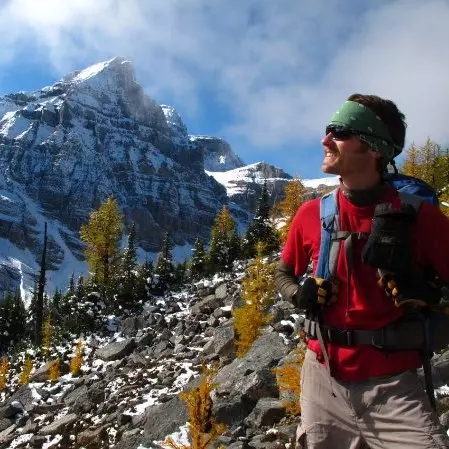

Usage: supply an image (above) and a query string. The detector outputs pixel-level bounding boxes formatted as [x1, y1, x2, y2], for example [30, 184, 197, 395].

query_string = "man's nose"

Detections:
[322, 132, 333, 146]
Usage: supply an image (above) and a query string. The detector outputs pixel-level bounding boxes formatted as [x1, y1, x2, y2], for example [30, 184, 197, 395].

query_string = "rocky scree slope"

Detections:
[2, 262, 449, 448]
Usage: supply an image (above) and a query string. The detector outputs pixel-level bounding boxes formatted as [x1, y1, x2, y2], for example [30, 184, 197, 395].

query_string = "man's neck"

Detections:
[339, 177, 385, 206]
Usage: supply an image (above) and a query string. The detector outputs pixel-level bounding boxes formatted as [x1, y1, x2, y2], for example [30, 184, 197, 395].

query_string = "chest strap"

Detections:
[304, 318, 426, 351]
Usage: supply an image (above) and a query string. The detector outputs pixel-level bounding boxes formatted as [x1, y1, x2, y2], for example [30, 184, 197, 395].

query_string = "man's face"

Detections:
[321, 128, 381, 177]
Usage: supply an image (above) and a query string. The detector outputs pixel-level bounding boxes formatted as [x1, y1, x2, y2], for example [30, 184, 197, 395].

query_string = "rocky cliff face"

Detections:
[191, 135, 244, 172]
[0, 57, 228, 292]
[207, 162, 293, 218]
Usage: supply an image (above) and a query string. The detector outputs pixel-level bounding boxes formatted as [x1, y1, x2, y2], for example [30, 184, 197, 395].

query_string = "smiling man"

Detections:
[275, 94, 449, 448]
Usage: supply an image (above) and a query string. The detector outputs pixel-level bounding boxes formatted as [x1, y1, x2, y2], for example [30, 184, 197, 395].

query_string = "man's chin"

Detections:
[321, 163, 339, 175]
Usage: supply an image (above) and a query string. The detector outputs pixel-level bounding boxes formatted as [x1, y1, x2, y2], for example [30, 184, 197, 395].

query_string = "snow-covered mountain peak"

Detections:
[161, 104, 189, 145]
[63, 56, 135, 91]
[190, 135, 244, 171]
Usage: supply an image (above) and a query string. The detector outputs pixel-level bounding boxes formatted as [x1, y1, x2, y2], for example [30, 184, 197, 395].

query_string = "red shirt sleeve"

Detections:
[281, 199, 320, 277]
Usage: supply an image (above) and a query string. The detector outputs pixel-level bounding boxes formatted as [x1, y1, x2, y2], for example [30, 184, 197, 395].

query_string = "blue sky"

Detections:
[1, 0, 449, 179]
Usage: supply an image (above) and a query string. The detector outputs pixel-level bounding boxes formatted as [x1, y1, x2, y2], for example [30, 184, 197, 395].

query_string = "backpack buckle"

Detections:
[344, 330, 354, 346]
[371, 328, 387, 349]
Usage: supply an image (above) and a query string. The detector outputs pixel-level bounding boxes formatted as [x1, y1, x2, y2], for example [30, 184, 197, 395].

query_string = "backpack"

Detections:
[384, 172, 440, 207]
[314, 174, 445, 409]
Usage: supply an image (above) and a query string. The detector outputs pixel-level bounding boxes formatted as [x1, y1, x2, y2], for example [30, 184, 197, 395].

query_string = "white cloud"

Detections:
[0, 0, 448, 157]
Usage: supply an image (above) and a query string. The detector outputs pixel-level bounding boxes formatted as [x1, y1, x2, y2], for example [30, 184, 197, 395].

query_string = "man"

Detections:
[275, 93, 449, 449]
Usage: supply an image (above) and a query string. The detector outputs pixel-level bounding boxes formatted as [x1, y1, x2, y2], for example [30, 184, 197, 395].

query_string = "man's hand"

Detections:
[377, 271, 432, 308]
[315, 278, 339, 305]
[295, 277, 339, 311]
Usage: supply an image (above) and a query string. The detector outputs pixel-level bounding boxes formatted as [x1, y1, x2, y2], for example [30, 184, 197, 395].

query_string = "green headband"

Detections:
[328, 100, 402, 164]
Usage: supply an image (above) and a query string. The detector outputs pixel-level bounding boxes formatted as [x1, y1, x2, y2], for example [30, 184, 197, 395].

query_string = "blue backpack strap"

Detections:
[316, 189, 339, 281]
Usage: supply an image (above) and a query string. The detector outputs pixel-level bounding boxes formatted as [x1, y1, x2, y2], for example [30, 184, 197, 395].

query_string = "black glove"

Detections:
[378, 271, 441, 308]
[295, 277, 339, 312]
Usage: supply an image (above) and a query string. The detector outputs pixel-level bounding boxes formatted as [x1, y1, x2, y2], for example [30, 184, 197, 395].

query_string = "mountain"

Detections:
[190, 135, 244, 172]
[0, 56, 339, 295]
[206, 162, 293, 225]
[0, 57, 228, 294]
[207, 163, 339, 226]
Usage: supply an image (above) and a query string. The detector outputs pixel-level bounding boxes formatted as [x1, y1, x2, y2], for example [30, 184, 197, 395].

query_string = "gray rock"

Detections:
[38, 413, 78, 435]
[215, 283, 228, 300]
[0, 401, 23, 418]
[143, 395, 188, 440]
[10, 386, 36, 412]
[210, 322, 236, 361]
[191, 295, 224, 315]
[245, 398, 286, 428]
[136, 332, 154, 347]
[119, 316, 146, 336]
[77, 426, 108, 448]
[212, 332, 289, 426]
[112, 429, 145, 449]
[440, 410, 449, 428]
[0, 418, 13, 432]
[96, 339, 136, 361]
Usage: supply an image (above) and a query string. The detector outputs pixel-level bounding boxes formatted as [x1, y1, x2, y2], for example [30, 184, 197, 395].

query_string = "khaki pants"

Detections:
[297, 350, 449, 449]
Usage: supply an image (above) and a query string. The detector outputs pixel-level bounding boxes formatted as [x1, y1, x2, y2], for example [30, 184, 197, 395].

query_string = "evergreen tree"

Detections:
[116, 224, 140, 314]
[233, 242, 277, 357]
[155, 233, 175, 290]
[52, 289, 62, 312]
[275, 179, 307, 242]
[0, 291, 26, 350]
[68, 273, 75, 296]
[229, 230, 242, 263]
[80, 196, 124, 296]
[135, 260, 154, 301]
[35, 222, 48, 345]
[207, 206, 237, 273]
[190, 238, 206, 280]
[243, 181, 279, 258]
[401, 143, 421, 179]
[122, 223, 138, 279]
[174, 261, 188, 288]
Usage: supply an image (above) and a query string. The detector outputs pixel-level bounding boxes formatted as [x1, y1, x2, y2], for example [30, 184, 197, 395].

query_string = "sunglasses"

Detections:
[325, 125, 359, 141]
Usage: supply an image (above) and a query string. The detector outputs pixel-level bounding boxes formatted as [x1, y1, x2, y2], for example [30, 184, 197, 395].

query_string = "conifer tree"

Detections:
[401, 143, 421, 179]
[52, 289, 62, 312]
[41, 315, 52, 358]
[0, 356, 9, 391]
[228, 230, 242, 264]
[190, 238, 206, 280]
[233, 242, 277, 357]
[80, 196, 124, 295]
[34, 222, 48, 346]
[173, 261, 188, 288]
[243, 181, 279, 258]
[135, 260, 154, 301]
[122, 223, 138, 279]
[116, 223, 140, 313]
[275, 179, 307, 243]
[207, 206, 237, 273]
[68, 273, 75, 295]
[155, 232, 175, 290]
[0, 291, 26, 350]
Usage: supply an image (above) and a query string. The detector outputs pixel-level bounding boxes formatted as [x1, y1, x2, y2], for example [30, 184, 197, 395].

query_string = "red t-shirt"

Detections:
[282, 186, 449, 381]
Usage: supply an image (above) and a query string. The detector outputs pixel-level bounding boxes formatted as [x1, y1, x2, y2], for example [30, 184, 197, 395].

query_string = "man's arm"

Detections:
[275, 259, 300, 304]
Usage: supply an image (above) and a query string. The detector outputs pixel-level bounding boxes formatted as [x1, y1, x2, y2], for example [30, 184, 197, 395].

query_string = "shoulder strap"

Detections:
[398, 191, 424, 211]
[316, 189, 340, 281]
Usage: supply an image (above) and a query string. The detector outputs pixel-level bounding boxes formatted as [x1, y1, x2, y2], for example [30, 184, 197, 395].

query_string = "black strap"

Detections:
[305, 318, 426, 350]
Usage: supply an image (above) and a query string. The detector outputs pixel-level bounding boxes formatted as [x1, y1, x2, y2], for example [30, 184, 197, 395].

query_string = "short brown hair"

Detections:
[347, 93, 407, 150]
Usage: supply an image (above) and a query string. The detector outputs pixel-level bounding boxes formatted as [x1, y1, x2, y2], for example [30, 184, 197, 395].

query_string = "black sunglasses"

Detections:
[325, 125, 359, 141]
